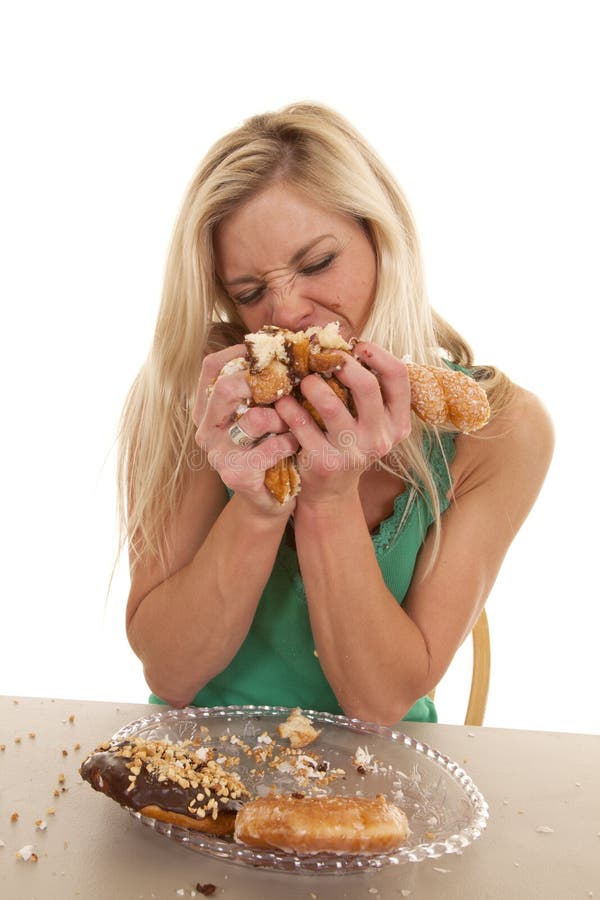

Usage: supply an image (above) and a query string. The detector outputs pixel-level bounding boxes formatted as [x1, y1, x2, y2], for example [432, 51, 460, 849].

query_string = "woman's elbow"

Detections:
[339, 695, 416, 729]
[143, 666, 199, 710]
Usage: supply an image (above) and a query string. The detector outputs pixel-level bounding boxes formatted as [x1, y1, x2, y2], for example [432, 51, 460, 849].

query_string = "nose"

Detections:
[269, 281, 316, 332]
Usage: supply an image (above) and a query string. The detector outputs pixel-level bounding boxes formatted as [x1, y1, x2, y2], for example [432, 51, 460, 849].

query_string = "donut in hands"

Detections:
[215, 323, 490, 503]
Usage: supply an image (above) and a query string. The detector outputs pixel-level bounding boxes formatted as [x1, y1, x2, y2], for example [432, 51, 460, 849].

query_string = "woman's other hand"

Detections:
[193, 345, 299, 515]
[275, 341, 411, 505]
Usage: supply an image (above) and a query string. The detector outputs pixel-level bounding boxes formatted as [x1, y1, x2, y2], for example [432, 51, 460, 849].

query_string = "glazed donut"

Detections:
[406, 361, 490, 433]
[214, 323, 491, 502]
[79, 738, 250, 835]
[234, 794, 410, 855]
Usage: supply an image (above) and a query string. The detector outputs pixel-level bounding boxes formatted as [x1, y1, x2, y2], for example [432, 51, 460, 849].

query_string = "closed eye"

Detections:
[234, 286, 266, 306]
[232, 253, 335, 304]
[300, 253, 335, 275]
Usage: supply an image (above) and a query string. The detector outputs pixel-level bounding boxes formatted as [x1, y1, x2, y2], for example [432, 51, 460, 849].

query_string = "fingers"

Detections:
[247, 432, 300, 471]
[192, 344, 249, 425]
[349, 342, 412, 441]
[192, 344, 248, 427]
[275, 391, 331, 451]
[331, 352, 385, 431]
[236, 405, 291, 440]
[207, 431, 299, 485]
[198, 405, 293, 475]
[295, 344, 411, 455]
[198, 404, 290, 453]
[199, 343, 247, 384]
[204, 428, 299, 514]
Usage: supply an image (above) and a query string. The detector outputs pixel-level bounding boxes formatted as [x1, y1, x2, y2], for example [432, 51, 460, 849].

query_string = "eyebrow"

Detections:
[222, 234, 336, 286]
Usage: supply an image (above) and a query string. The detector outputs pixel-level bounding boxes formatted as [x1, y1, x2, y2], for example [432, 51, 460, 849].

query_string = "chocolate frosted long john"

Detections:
[79, 738, 250, 834]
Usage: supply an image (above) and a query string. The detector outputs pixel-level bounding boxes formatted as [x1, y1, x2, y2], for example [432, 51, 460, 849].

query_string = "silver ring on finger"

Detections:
[228, 421, 256, 449]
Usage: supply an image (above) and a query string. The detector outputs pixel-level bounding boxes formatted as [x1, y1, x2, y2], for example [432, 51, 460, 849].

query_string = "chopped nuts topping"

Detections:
[83, 723, 349, 824]
[87, 738, 251, 820]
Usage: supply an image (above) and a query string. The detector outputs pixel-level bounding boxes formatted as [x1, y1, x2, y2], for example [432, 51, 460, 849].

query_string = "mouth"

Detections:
[299, 318, 350, 335]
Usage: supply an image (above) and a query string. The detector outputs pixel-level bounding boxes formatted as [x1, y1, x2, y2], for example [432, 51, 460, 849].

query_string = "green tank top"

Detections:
[150, 431, 457, 723]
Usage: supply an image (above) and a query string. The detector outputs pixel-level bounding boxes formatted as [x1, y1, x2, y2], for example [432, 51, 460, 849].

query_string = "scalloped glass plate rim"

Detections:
[111, 704, 489, 874]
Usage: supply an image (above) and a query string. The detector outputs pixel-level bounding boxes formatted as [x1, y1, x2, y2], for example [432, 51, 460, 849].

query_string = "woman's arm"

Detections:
[126, 464, 291, 707]
[126, 344, 299, 707]
[291, 386, 554, 725]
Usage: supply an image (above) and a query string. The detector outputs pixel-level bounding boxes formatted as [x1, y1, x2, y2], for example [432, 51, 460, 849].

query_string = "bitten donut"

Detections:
[213, 323, 353, 502]
[233, 321, 351, 406]
[79, 737, 250, 835]
[213, 323, 491, 502]
[234, 794, 410, 854]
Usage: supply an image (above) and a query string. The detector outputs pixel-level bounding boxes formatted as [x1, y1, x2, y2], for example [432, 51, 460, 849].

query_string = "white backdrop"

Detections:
[1, 1, 598, 734]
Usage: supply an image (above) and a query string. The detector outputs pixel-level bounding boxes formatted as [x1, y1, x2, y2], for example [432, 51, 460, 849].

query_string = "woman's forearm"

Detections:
[127, 494, 289, 706]
[293, 492, 431, 725]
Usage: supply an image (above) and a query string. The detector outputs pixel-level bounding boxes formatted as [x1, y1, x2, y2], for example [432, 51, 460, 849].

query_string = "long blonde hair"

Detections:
[118, 102, 512, 571]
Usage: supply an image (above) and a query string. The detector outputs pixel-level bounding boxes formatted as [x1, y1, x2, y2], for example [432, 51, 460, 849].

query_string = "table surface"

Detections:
[1, 696, 598, 900]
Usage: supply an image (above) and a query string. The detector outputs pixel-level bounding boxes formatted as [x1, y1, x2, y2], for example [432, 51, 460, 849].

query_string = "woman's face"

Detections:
[213, 181, 377, 340]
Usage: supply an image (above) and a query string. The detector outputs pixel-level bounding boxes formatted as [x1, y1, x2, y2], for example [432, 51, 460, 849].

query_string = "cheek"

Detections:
[354, 264, 377, 312]
[356, 247, 378, 295]
[238, 304, 270, 333]
[335, 266, 376, 311]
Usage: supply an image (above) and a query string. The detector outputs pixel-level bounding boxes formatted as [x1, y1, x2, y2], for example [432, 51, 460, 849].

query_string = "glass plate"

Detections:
[111, 705, 488, 874]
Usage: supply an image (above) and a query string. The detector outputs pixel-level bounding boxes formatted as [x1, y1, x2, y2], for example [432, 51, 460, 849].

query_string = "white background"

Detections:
[1, 1, 598, 734]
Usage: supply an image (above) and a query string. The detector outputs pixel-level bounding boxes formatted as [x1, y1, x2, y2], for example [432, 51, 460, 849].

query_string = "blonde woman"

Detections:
[119, 103, 553, 725]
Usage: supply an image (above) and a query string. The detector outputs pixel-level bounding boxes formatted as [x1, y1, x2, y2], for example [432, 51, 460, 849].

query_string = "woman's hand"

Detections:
[192, 345, 299, 515]
[275, 341, 412, 505]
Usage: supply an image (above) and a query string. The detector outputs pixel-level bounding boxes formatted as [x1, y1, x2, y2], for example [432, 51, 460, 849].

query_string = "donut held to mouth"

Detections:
[215, 323, 490, 502]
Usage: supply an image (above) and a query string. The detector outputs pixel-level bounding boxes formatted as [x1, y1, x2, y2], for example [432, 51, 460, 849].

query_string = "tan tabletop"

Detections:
[1, 696, 598, 899]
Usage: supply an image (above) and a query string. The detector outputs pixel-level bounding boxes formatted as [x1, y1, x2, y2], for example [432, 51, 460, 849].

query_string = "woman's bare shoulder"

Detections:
[485, 383, 554, 443]
[451, 384, 555, 501]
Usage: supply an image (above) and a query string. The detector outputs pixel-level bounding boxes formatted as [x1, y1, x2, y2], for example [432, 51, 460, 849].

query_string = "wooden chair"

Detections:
[429, 608, 490, 726]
